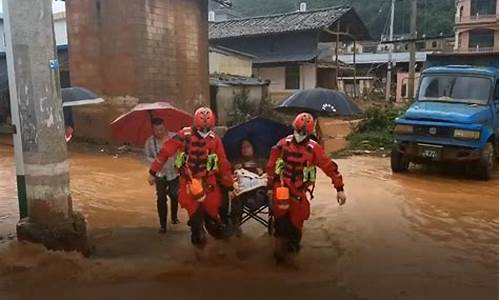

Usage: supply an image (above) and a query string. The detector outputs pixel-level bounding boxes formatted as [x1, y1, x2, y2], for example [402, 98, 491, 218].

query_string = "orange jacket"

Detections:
[266, 135, 344, 193]
[149, 127, 233, 188]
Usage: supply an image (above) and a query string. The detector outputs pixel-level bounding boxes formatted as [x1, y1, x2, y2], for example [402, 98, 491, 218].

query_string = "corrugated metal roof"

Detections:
[210, 74, 269, 86]
[253, 50, 320, 65]
[337, 51, 431, 64]
[209, 6, 352, 40]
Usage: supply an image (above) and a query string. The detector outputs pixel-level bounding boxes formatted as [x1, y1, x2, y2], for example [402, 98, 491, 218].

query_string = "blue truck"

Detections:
[391, 53, 499, 180]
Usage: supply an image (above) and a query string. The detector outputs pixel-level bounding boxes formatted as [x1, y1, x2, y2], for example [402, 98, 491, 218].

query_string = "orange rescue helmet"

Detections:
[292, 112, 315, 135]
[194, 107, 216, 130]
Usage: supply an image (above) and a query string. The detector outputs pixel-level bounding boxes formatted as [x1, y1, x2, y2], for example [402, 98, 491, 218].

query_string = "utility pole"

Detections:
[4, 0, 88, 253]
[385, 0, 395, 102]
[408, 0, 417, 101]
[353, 39, 357, 99]
[335, 21, 340, 89]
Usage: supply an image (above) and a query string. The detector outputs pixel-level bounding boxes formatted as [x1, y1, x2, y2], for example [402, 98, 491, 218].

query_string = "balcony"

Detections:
[456, 14, 498, 25]
[454, 46, 498, 54]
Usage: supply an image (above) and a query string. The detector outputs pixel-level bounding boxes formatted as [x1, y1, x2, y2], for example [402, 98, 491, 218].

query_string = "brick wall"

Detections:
[65, 0, 209, 142]
[66, 0, 209, 110]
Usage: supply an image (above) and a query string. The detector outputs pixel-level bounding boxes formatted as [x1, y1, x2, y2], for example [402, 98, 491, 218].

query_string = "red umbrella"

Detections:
[111, 101, 192, 147]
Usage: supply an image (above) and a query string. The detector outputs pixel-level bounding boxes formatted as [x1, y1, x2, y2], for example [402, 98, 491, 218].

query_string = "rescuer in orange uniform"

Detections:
[148, 107, 233, 248]
[266, 112, 347, 263]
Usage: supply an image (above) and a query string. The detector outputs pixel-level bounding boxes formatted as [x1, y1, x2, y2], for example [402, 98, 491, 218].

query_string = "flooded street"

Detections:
[0, 143, 498, 299]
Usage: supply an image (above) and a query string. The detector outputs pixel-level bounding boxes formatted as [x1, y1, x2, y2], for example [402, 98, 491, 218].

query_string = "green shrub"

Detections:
[332, 104, 408, 157]
[227, 90, 286, 126]
[356, 105, 405, 133]
[227, 89, 256, 127]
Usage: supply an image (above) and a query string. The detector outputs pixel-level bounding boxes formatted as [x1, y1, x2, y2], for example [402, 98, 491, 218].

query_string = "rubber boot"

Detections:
[273, 237, 288, 265]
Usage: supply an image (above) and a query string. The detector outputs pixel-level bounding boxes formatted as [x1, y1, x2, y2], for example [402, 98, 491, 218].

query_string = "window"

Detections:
[432, 41, 438, 48]
[469, 29, 495, 48]
[471, 0, 496, 15]
[285, 65, 300, 90]
[419, 75, 492, 104]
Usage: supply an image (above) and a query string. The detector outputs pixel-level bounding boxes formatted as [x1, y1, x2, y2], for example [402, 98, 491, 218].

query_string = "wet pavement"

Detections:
[0, 142, 498, 299]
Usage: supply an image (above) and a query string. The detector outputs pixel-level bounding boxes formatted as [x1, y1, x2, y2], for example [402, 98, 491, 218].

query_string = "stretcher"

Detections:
[233, 168, 274, 235]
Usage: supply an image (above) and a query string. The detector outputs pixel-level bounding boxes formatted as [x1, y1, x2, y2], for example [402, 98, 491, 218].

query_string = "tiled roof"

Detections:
[209, 6, 352, 40]
[213, 0, 232, 7]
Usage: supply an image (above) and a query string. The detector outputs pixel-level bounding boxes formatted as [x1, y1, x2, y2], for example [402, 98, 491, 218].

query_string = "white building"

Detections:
[0, 11, 67, 52]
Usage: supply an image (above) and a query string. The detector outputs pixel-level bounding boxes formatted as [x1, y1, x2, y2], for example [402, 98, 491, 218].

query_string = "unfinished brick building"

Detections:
[65, 0, 224, 142]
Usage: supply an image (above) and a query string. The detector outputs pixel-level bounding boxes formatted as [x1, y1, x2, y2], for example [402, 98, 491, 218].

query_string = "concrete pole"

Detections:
[3, 3, 27, 219]
[353, 39, 357, 99]
[385, 0, 395, 102]
[3, 0, 88, 253]
[408, 0, 417, 101]
[335, 21, 340, 89]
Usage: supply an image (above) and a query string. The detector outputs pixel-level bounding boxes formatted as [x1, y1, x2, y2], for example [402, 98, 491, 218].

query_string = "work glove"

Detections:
[336, 190, 347, 206]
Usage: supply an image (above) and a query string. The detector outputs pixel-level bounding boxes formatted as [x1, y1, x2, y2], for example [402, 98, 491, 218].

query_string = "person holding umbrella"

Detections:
[144, 117, 180, 234]
[148, 107, 233, 248]
[61, 86, 105, 142]
[266, 112, 347, 264]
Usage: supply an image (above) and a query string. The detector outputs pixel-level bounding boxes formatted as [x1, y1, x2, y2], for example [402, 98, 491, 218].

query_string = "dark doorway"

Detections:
[317, 68, 337, 89]
[209, 85, 219, 122]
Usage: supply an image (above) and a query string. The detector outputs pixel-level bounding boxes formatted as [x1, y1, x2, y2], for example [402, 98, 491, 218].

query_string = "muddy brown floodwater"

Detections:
[0, 142, 498, 300]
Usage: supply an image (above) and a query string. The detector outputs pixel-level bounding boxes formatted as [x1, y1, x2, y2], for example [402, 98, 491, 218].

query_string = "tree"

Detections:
[230, 0, 455, 39]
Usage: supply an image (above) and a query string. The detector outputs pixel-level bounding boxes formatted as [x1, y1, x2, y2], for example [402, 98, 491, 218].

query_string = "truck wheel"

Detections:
[391, 146, 409, 173]
[478, 142, 495, 181]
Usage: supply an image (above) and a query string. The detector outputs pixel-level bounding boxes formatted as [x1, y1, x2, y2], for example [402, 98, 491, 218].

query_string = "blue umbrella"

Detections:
[223, 117, 293, 162]
[61, 86, 102, 142]
[275, 88, 362, 118]
[61, 86, 104, 107]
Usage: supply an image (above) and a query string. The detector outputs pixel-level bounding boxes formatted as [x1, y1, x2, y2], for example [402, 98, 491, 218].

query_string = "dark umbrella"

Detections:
[275, 88, 362, 118]
[61, 86, 103, 142]
[61, 86, 104, 107]
[222, 117, 293, 162]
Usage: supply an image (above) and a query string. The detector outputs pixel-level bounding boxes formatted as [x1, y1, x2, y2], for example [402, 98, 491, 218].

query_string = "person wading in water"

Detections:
[148, 107, 233, 248]
[145, 117, 180, 234]
[267, 112, 347, 264]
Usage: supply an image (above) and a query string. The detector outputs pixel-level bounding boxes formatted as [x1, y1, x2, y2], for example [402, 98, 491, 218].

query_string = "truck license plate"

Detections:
[418, 144, 442, 159]
[421, 149, 439, 158]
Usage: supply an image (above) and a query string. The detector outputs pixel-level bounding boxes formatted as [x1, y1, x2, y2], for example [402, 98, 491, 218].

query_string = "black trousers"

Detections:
[219, 186, 230, 226]
[189, 206, 226, 245]
[274, 213, 302, 253]
[155, 176, 179, 229]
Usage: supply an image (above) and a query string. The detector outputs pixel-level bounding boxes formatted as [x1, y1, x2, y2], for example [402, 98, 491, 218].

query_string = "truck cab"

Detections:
[391, 65, 499, 180]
